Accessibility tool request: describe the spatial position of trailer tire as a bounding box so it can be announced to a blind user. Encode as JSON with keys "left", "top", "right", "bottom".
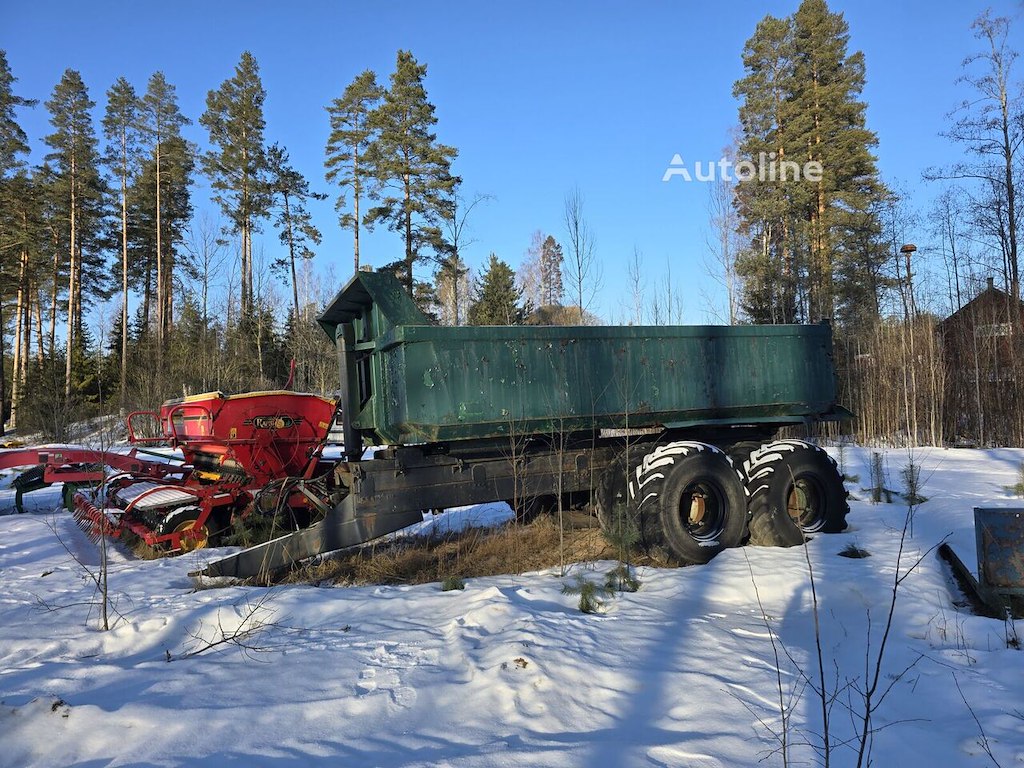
{"left": 744, "top": 440, "right": 849, "bottom": 547}
{"left": 630, "top": 441, "right": 748, "bottom": 564}
{"left": 594, "top": 446, "right": 642, "bottom": 547}
{"left": 727, "top": 440, "right": 765, "bottom": 472}
{"left": 157, "top": 507, "right": 213, "bottom": 553}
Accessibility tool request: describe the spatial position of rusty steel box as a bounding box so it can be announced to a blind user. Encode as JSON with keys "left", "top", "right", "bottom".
{"left": 974, "top": 507, "right": 1024, "bottom": 596}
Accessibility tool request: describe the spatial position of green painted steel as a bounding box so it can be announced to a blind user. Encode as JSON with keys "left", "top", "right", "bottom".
{"left": 320, "top": 272, "right": 847, "bottom": 446}
{"left": 319, "top": 270, "right": 429, "bottom": 340}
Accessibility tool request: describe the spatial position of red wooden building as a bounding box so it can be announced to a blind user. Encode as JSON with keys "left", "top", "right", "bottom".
{"left": 938, "top": 277, "right": 1024, "bottom": 445}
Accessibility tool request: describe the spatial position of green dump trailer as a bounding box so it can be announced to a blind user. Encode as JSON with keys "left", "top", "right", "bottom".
{"left": 202, "top": 270, "right": 851, "bottom": 578}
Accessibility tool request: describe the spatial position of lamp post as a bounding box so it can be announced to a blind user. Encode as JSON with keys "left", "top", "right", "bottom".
{"left": 900, "top": 243, "right": 917, "bottom": 320}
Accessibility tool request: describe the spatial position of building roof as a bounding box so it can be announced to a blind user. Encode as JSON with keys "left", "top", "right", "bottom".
{"left": 938, "top": 277, "right": 1024, "bottom": 330}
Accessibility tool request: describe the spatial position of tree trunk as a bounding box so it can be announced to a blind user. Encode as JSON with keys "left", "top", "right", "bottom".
{"left": 155, "top": 132, "right": 164, "bottom": 375}
{"left": 240, "top": 146, "right": 252, "bottom": 319}
{"left": 49, "top": 227, "right": 58, "bottom": 357}
{"left": 241, "top": 222, "right": 251, "bottom": 317}
{"left": 65, "top": 152, "right": 77, "bottom": 399}
{"left": 35, "top": 291, "right": 44, "bottom": 365}
{"left": 284, "top": 190, "right": 300, "bottom": 324}
{"left": 0, "top": 288, "right": 6, "bottom": 435}
{"left": 1000, "top": 78, "right": 1020, "bottom": 301}
{"left": 11, "top": 217, "right": 29, "bottom": 430}
{"left": 353, "top": 145, "right": 361, "bottom": 273}
{"left": 120, "top": 137, "right": 130, "bottom": 413}
{"left": 404, "top": 171, "right": 413, "bottom": 292}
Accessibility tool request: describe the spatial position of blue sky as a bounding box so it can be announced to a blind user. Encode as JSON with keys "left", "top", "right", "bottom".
{"left": 3, "top": 0, "right": 1020, "bottom": 323}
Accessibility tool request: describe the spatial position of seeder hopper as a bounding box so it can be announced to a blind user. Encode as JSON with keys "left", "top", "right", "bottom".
{"left": 0, "top": 390, "right": 339, "bottom": 552}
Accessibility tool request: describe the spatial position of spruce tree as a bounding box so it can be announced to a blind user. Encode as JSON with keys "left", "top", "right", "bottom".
{"left": 468, "top": 254, "right": 526, "bottom": 325}
{"left": 365, "top": 50, "right": 458, "bottom": 292}
{"left": 200, "top": 51, "right": 270, "bottom": 320}
{"left": 539, "top": 235, "right": 565, "bottom": 307}
{"left": 325, "top": 69, "right": 383, "bottom": 273}
{"left": 733, "top": 14, "right": 800, "bottom": 323}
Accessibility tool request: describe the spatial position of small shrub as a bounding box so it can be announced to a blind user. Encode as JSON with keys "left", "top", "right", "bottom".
{"left": 837, "top": 441, "right": 860, "bottom": 483}
{"left": 1005, "top": 462, "right": 1024, "bottom": 497}
{"left": 1007, "top": 613, "right": 1021, "bottom": 650}
{"left": 562, "top": 574, "right": 612, "bottom": 614}
{"left": 900, "top": 460, "right": 928, "bottom": 505}
{"left": 441, "top": 575, "right": 465, "bottom": 592}
{"left": 838, "top": 542, "right": 871, "bottom": 559}
{"left": 605, "top": 563, "right": 641, "bottom": 593}
{"left": 868, "top": 451, "right": 893, "bottom": 504}
{"left": 601, "top": 499, "right": 640, "bottom": 559}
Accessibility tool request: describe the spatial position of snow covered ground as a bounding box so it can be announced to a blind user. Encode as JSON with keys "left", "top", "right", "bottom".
{"left": 1, "top": 446, "right": 1023, "bottom": 767}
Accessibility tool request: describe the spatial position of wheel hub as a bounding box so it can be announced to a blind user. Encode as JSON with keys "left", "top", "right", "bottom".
{"left": 172, "top": 519, "right": 210, "bottom": 552}
{"left": 787, "top": 478, "right": 822, "bottom": 528}
{"left": 681, "top": 482, "right": 725, "bottom": 541}
{"left": 688, "top": 494, "right": 707, "bottom": 525}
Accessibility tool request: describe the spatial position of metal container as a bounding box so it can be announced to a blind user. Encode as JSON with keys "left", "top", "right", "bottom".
{"left": 320, "top": 271, "right": 849, "bottom": 446}
{"left": 974, "top": 507, "right": 1024, "bottom": 596}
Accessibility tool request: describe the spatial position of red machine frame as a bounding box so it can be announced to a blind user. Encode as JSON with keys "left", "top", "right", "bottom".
{"left": 0, "top": 390, "right": 339, "bottom": 552}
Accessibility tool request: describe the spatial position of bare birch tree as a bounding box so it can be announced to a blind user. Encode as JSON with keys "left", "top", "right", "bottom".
{"left": 563, "top": 186, "right": 601, "bottom": 324}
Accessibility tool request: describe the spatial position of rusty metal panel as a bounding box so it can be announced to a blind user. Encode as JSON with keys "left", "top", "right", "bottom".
{"left": 320, "top": 271, "right": 846, "bottom": 446}
{"left": 975, "top": 507, "right": 1024, "bottom": 595}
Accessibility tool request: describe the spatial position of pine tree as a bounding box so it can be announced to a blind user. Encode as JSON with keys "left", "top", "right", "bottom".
{"left": 790, "top": 0, "right": 886, "bottom": 322}
{"left": 141, "top": 72, "right": 191, "bottom": 347}
{"left": 101, "top": 76, "right": 141, "bottom": 411}
{"left": 267, "top": 142, "right": 324, "bottom": 325}
{"left": 365, "top": 50, "right": 458, "bottom": 292}
{"left": 0, "top": 51, "right": 36, "bottom": 432}
{"left": 732, "top": 1, "right": 887, "bottom": 325}
{"left": 0, "top": 50, "right": 33, "bottom": 177}
{"left": 325, "top": 69, "right": 383, "bottom": 273}
{"left": 44, "top": 69, "right": 109, "bottom": 398}
{"left": 4, "top": 170, "right": 46, "bottom": 429}
{"left": 200, "top": 51, "right": 270, "bottom": 320}
{"left": 468, "top": 254, "right": 526, "bottom": 325}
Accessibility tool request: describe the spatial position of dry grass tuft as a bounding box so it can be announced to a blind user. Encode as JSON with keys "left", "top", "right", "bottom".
{"left": 277, "top": 512, "right": 667, "bottom": 588}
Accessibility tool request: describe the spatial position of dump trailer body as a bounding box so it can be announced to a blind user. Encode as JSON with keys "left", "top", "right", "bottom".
{"left": 370, "top": 323, "right": 840, "bottom": 444}
{"left": 318, "top": 271, "right": 847, "bottom": 449}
